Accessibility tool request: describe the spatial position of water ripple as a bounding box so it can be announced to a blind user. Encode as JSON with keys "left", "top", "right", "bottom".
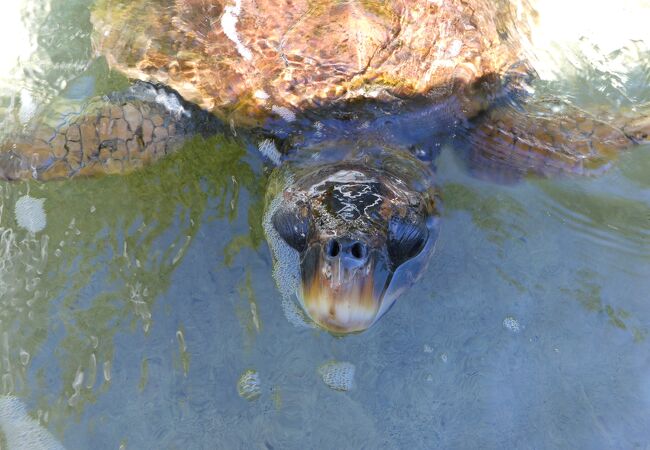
{"left": 537, "top": 181, "right": 650, "bottom": 260}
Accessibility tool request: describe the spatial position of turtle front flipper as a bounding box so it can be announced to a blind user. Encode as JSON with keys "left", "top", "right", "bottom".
{"left": 460, "top": 97, "right": 650, "bottom": 182}
{"left": 0, "top": 82, "right": 223, "bottom": 181}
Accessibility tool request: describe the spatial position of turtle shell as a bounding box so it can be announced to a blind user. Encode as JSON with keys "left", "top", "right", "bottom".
{"left": 91, "top": 0, "right": 524, "bottom": 124}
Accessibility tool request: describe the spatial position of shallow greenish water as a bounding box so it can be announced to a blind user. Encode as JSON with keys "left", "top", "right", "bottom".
{"left": 0, "top": 1, "right": 649, "bottom": 449}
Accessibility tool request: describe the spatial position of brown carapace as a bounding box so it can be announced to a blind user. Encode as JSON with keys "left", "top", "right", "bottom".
{"left": 92, "top": 0, "right": 519, "bottom": 118}
{"left": 1, "top": 0, "right": 648, "bottom": 181}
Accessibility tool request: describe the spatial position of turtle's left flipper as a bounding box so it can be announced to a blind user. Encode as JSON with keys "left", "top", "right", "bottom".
{"left": 461, "top": 98, "right": 650, "bottom": 182}
{"left": 0, "top": 82, "right": 223, "bottom": 181}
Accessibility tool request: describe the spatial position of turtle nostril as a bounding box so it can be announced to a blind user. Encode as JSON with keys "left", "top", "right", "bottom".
{"left": 351, "top": 242, "right": 366, "bottom": 259}
{"left": 327, "top": 239, "right": 341, "bottom": 257}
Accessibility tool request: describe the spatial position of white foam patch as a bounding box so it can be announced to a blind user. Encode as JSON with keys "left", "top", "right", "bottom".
{"left": 221, "top": 0, "right": 253, "bottom": 61}
{"left": 258, "top": 139, "right": 282, "bottom": 166}
{"left": 271, "top": 105, "right": 296, "bottom": 123}
{"left": 237, "top": 369, "right": 261, "bottom": 400}
{"left": 127, "top": 84, "right": 190, "bottom": 118}
{"left": 262, "top": 173, "right": 321, "bottom": 328}
{"left": 262, "top": 174, "right": 301, "bottom": 301}
{"left": 154, "top": 91, "right": 189, "bottom": 118}
{"left": 0, "top": 396, "right": 65, "bottom": 450}
{"left": 281, "top": 297, "right": 315, "bottom": 329}
{"left": 318, "top": 361, "right": 356, "bottom": 391}
{"left": 15, "top": 196, "right": 46, "bottom": 233}
{"left": 503, "top": 316, "right": 521, "bottom": 333}
{"left": 308, "top": 170, "right": 377, "bottom": 191}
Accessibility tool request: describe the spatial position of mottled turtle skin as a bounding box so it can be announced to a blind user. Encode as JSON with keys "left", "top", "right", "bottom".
{"left": 1, "top": 0, "right": 649, "bottom": 332}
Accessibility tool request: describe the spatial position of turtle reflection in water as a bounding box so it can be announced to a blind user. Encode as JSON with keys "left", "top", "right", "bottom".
{"left": 1, "top": 0, "right": 648, "bottom": 333}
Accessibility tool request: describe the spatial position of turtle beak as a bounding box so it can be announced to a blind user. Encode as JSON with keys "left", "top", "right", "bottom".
{"left": 299, "top": 239, "right": 392, "bottom": 333}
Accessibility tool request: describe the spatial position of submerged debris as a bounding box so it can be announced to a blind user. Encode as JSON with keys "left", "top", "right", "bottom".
{"left": 237, "top": 369, "right": 262, "bottom": 401}
{"left": 15, "top": 195, "right": 46, "bottom": 233}
{"left": 318, "top": 361, "right": 355, "bottom": 391}
{"left": 503, "top": 316, "right": 521, "bottom": 333}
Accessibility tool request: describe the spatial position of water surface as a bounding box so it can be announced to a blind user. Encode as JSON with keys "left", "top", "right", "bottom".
{"left": 0, "top": 1, "right": 649, "bottom": 449}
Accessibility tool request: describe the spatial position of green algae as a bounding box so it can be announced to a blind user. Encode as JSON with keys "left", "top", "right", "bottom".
{"left": 0, "top": 132, "right": 265, "bottom": 431}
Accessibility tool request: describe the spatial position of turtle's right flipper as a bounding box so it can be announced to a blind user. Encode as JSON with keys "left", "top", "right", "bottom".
{"left": 460, "top": 97, "right": 650, "bottom": 182}
{"left": 0, "top": 82, "right": 223, "bottom": 181}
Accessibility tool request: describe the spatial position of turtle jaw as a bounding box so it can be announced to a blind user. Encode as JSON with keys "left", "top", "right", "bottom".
{"left": 299, "top": 243, "right": 393, "bottom": 334}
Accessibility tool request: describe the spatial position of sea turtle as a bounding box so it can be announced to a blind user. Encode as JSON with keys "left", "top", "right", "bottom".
{"left": 1, "top": 0, "right": 648, "bottom": 333}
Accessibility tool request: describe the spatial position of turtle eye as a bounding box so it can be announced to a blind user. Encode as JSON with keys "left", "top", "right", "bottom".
{"left": 271, "top": 208, "right": 310, "bottom": 252}
{"left": 387, "top": 218, "right": 428, "bottom": 267}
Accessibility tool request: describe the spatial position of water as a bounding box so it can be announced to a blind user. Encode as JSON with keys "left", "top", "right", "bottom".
{"left": 0, "top": 1, "right": 649, "bottom": 449}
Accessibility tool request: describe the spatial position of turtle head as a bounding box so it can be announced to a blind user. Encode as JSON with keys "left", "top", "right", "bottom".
{"left": 264, "top": 153, "right": 439, "bottom": 334}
